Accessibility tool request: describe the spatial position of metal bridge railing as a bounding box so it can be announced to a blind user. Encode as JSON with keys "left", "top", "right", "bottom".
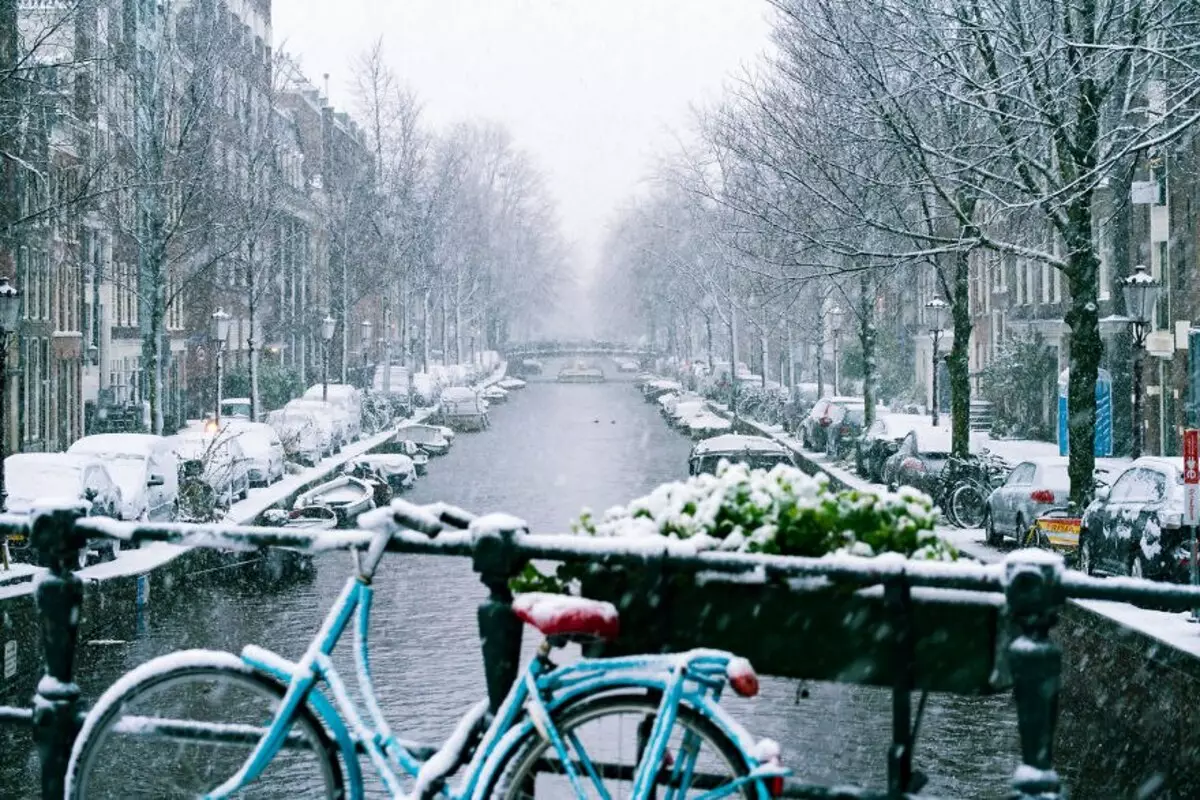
{"left": 3, "top": 502, "right": 1200, "bottom": 798}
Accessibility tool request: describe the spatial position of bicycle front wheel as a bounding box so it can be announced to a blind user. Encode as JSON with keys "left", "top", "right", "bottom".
{"left": 949, "top": 483, "right": 987, "bottom": 529}
{"left": 68, "top": 653, "right": 344, "bottom": 799}
{"left": 489, "top": 692, "right": 760, "bottom": 799}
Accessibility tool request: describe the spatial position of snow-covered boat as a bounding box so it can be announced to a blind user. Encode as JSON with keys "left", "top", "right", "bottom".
{"left": 394, "top": 423, "right": 451, "bottom": 455}
{"left": 497, "top": 377, "right": 527, "bottom": 391}
{"left": 438, "top": 387, "right": 490, "bottom": 432}
{"left": 293, "top": 476, "right": 376, "bottom": 527}
{"left": 347, "top": 454, "right": 417, "bottom": 494}
{"left": 557, "top": 360, "right": 605, "bottom": 383}
{"left": 262, "top": 506, "right": 339, "bottom": 531}
{"left": 482, "top": 385, "right": 509, "bottom": 404}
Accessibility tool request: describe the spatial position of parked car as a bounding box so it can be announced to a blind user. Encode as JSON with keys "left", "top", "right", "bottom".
{"left": 285, "top": 399, "right": 350, "bottom": 451}
{"left": 267, "top": 408, "right": 333, "bottom": 465}
{"left": 985, "top": 458, "right": 1072, "bottom": 546}
{"left": 170, "top": 431, "right": 252, "bottom": 507}
{"left": 194, "top": 420, "right": 285, "bottom": 486}
{"left": 1080, "top": 458, "right": 1190, "bottom": 581}
{"left": 800, "top": 397, "right": 862, "bottom": 452}
{"left": 3, "top": 453, "right": 125, "bottom": 566}
{"left": 855, "top": 415, "right": 924, "bottom": 483}
{"left": 67, "top": 433, "right": 180, "bottom": 521}
{"left": 881, "top": 427, "right": 954, "bottom": 496}
{"left": 688, "top": 434, "right": 796, "bottom": 476}
{"left": 825, "top": 404, "right": 867, "bottom": 461}
{"left": 302, "top": 384, "right": 363, "bottom": 441}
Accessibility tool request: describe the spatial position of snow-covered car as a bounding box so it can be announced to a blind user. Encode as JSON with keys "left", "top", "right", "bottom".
{"left": 799, "top": 397, "right": 862, "bottom": 452}
{"left": 286, "top": 399, "right": 352, "bottom": 451}
{"left": 985, "top": 458, "right": 1072, "bottom": 546}
{"left": 302, "top": 384, "right": 363, "bottom": 441}
{"left": 688, "top": 434, "right": 795, "bottom": 476}
{"left": 267, "top": 408, "right": 333, "bottom": 465}
{"left": 855, "top": 414, "right": 924, "bottom": 483}
{"left": 170, "top": 431, "right": 252, "bottom": 507}
{"left": 1079, "top": 457, "right": 1189, "bottom": 582}
{"left": 193, "top": 419, "right": 285, "bottom": 486}
{"left": 3, "top": 453, "right": 125, "bottom": 565}
{"left": 67, "top": 433, "right": 180, "bottom": 521}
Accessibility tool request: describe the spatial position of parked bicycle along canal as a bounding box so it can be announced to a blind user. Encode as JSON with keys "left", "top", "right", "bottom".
{"left": 1, "top": 365, "right": 1021, "bottom": 797}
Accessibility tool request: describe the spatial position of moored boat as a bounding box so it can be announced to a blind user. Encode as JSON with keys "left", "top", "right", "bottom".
{"left": 293, "top": 475, "right": 376, "bottom": 527}
{"left": 261, "top": 506, "right": 339, "bottom": 531}
{"left": 482, "top": 385, "right": 509, "bottom": 404}
{"left": 557, "top": 360, "right": 605, "bottom": 383}
{"left": 438, "top": 387, "right": 490, "bottom": 432}
{"left": 394, "top": 422, "right": 451, "bottom": 455}
{"left": 347, "top": 454, "right": 417, "bottom": 494}
{"left": 497, "top": 377, "right": 527, "bottom": 391}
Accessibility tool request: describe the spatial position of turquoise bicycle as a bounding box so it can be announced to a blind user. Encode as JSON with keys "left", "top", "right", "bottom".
{"left": 65, "top": 500, "right": 788, "bottom": 799}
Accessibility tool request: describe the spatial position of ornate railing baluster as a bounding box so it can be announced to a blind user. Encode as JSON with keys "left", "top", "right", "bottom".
{"left": 30, "top": 505, "right": 87, "bottom": 799}
{"left": 1004, "top": 553, "right": 1064, "bottom": 800}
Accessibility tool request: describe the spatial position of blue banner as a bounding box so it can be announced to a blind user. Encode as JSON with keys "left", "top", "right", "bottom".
{"left": 1058, "top": 369, "right": 1112, "bottom": 457}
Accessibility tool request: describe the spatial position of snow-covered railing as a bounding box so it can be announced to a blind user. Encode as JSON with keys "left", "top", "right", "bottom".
{"left": 5, "top": 501, "right": 1200, "bottom": 799}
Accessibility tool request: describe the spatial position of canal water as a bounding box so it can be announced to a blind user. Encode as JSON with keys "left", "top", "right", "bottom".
{"left": 2, "top": 364, "right": 1020, "bottom": 796}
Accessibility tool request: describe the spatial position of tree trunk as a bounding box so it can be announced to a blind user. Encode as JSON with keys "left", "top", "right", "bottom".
{"left": 1064, "top": 205, "right": 1102, "bottom": 505}
{"left": 948, "top": 249, "right": 972, "bottom": 458}
{"left": 247, "top": 245, "right": 259, "bottom": 422}
{"left": 859, "top": 273, "right": 877, "bottom": 428}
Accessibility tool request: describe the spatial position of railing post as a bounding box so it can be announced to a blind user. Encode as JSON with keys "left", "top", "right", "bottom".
{"left": 1003, "top": 552, "right": 1064, "bottom": 800}
{"left": 472, "top": 518, "right": 527, "bottom": 713}
{"left": 30, "top": 503, "right": 88, "bottom": 799}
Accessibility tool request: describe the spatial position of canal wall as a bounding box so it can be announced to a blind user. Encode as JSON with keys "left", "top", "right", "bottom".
{"left": 699, "top": 399, "right": 1200, "bottom": 796}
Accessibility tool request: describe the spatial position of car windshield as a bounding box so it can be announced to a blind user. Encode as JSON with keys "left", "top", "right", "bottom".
{"left": 104, "top": 460, "right": 148, "bottom": 497}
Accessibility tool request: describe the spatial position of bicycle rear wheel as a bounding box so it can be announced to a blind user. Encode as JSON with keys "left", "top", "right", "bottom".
{"left": 68, "top": 652, "right": 344, "bottom": 799}
{"left": 949, "top": 483, "right": 987, "bottom": 529}
{"left": 488, "top": 692, "right": 759, "bottom": 798}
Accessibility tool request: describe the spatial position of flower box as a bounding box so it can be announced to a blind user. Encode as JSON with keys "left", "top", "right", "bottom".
{"left": 580, "top": 564, "right": 1010, "bottom": 695}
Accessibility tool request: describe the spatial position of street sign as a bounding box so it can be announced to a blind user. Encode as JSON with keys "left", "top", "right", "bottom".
{"left": 1185, "top": 429, "right": 1200, "bottom": 525}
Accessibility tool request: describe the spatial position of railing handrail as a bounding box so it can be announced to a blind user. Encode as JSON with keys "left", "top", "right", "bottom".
{"left": 0, "top": 509, "right": 1187, "bottom": 612}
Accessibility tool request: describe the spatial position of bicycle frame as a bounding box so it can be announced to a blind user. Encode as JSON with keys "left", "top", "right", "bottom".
{"left": 205, "top": 572, "right": 781, "bottom": 799}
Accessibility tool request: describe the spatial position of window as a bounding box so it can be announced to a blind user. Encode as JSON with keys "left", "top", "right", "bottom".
{"left": 1053, "top": 268, "right": 1063, "bottom": 304}
{"left": 1007, "top": 463, "right": 1037, "bottom": 486}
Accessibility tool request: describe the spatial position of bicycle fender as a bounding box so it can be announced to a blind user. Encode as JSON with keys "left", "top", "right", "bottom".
{"left": 240, "top": 647, "right": 365, "bottom": 800}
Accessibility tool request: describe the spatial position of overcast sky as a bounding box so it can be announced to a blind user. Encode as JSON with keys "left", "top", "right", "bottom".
{"left": 273, "top": 0, "right": 772, "bottom": 273}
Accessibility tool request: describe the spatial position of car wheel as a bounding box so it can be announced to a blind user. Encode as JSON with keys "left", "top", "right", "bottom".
{"left": 1014, "top": 514, "right": 1028, "bottom": 547}
{"left": 1078, "top": 533, "right": 1095, "bottom": 576}
{"left": 984, "top": 509, "right": 1001, "bottom": 546}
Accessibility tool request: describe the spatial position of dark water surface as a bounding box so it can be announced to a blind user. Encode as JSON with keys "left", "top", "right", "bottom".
{"left": 2, "top": 366, "right": 1021, "bottom": 796}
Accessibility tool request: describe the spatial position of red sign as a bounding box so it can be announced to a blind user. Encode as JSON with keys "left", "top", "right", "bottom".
{"left": 1186, "top": 429, "right": 1200, "bottom": 484}
{"left": 1185, "top": 429, "right": 1200, "bottom": 526}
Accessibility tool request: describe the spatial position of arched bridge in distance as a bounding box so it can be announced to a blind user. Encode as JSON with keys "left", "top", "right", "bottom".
{"left": 502, "top": 339, "right": 659, "bottom": 361}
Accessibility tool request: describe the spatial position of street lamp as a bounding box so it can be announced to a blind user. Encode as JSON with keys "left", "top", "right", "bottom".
{"left": 829, "top": 305, "right": 844, "bottom": 396}
{"left": 1119, "top": 264, "right": 1161, "bottom": 459}
{"left": 925, "top": 297, "right": 949, "bottom": 426}
{"left": 360, "top": 320, "right": 372, "bottom": 386}
{"left": 321, "top": 313, "right": 337, "bottom": 402}
{"left": 211, "top": 308, "right": 231, "bottom": 427}
{"left": 0, "top": 277, "right": 20, "bottom": 566}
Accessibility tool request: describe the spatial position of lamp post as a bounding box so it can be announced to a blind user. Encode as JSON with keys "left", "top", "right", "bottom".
{"left": 1120, "top": 264, "right": 1161, "bottom": 459}
{"left": 925, "top": 297, "right": 949, "bottom": 426}
{"left": 211, "top": 308, "right": 231, "bottom": 427}
{"left": 321, "top": 313, "right": 337, "bottom": 402}
{"left": 829, "top": 305, "right": 844, "bottom": 396}
{"left": 0, "top": 277, "right": 20, "bottom": 567}
{"left": 360, "top": 320, "right": 372, "bottom": 388}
